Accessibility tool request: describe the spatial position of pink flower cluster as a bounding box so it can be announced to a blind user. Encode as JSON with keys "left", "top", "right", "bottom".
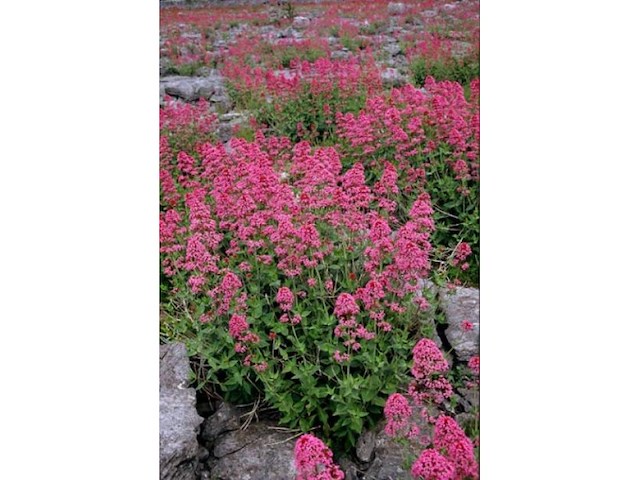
{"left": 433, "top": 416, "right": 479, "bottom": 480}
{"left": 228, "top": 314, "right": 259, "bottom": 354}
{"left": 410, "top": 338, "right": 449, "bottom": 380}
{"left": 411, "top": 449, "right": 455, "bottom": 480}
{"left": 160, "top": 132, "right": 437, "bottom": 374}
{"left": 468, "top": 356, "right": 480, "bottom": 376}
{"left": 382, "top": 338, "right": 478, "bottom": 480}
{"left": 294, "top": 434, "right": 344, "bottom": 480}
{"left": 276, "top": 286, "right": 295, "bottom": 311}
{"left": 384, "top": 393, "right": 412, "bottom": 437}
{"left": 408, "top": 338, "right": 453, "bottom": 406}
{"left": 160, "top": 97, "right": 218, "bottom": 156}
{"left": 336, "top": 77, "right": 479, "bottom": 187}
{"left": 451, "top": 242, "right": 472, "bottom": 270}
{"left": 333, "top": 293, "right": 376, "bottom": 352}
{"left": 208, "top": 271, "right": 246, "bottom": 316}
{"left": 223, "top": 56, "right": 382, "bottom": 106}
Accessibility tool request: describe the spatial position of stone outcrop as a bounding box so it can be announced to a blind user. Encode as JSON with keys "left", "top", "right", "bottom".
{"left": 439, "top": 286, "right": 480, "bottom": 361}
{"left": 160, "top": 343, "right": 204, "bottom": 480}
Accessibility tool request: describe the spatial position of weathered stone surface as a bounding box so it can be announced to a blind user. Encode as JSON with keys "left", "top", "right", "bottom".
{"left": 356, "top": 429, "right": 377, "bottom": 463}
{"left": 160, "top": 343, "right": 204, "bottom": 480}
{"left": 387, "top": 2, "right": 407, "bottom": 16}
{"left": 161, "top": 73, "right": 226, "bottom": 102}
{"left": 277, "top": 26, "right": 303, "bottom": 39}
{"left": 216, "top": 112, "right": 250, "bottom": 143}
{"left": 364, "top": 403, "right": 441, "bottom": 479}
{"left": 209, "top": 93, "right": 234, "bottom": 114}
{"left": 439, "top": 286, "right": 479, "bottom": 361}
{"left": 383, "top": 41, "right": 402, "bottom": 57}
{"left": 364, "top": 436, "right": 413, "bottom": 480}
{"left": 458, "top": 387, "right": 480, "bottom": 411}
{"left": 380, "top": 67, "right": 408, "bottom": 87}
{"left": 450, "top": 40, "right": 473, "bottom": 59}
{"left": 200, "top": 403, "right": 243, "bottom": 446}
{"left": 331, "top": 49, "right": 351, "bottom": 60}
{"left": 338, "top": 457, "right": 361, "bottom": 480}
{"left": 208, "top": 422, "right": 297, "bottom": 480}
{"left": 292, "top": 16, "right": 311, "bottom": 29}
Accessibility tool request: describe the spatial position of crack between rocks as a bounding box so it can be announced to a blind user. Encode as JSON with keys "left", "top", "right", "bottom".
{"left": 213, "top": 433, "right": 260, "bottom": 459}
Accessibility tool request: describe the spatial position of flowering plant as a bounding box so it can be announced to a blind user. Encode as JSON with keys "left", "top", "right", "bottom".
{"left": 336, "top": 77, "right": 480, "bottom": 283}
{"left": 160, "top": 134, "right": 440, "bottom": 451}
{"left": 383, "top": 338, "right": 479, "bottom": 479}
{"left": 294, "top": 434, "right": 344, "bottom": 480}
{"left": 224, "top": 56, "right": 382, "bottom": 143}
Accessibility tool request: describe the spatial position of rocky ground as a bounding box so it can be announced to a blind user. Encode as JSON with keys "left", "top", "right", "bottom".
{"left": 159, "top": 0, "right": 479, "bottom": 146}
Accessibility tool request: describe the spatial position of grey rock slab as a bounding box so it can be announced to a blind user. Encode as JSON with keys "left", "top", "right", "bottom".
{"left": 438, "top": 286, "right": 479, "bottom": 361}
{"left": 380, "top": 68, "right": 408, "bottom": 87}
{"left": 209, "top": 94, "right": 233, "bottom": 114}
{"left": 364, "top": 404, "right": 439, "bottom": 480}
{"left": 277, "top": 26, "right": 303, "bottom": 39}
{"left": 181, "top": 32, "right": 202, "bottom": 41}
{"left": 209, "top": 422, "right": 297, "bottom": 480}
{"left": 201, "top": 403, "right": 243, "bottom": 445}
{"left": 160, "top": 342, "right": 192, "bottom": 390}
{"left": 292, "top": 16, "right": 311, "bottom": 29}
{"left": 458, "top": 387, "right": 480, "bottom": 411}
{"left": 160, "top": 343, "right": 204, "bottom": 480}
{"left": 338, "top": 457, "right": 361, "bottom": 480}
{"left": 161, "top": 76, "right": 226, "bottom": 102}
{"left": 331, "top": 50, "right": 351, "bottom": 60}
{"left": 387, "top": 2, "right": 407, "bottom": 16}
{"left": 450, "top": 40, "right": 473, "bottom": 59}
{"left": 356, "top": 429, "right": 377, "bottom": 463}
{"left": 259, "top": 25, "right": 278, "bottom": 36}
{"left": 364, "top": 436, "right": 414, "bottom": 480}
{"left": 216, "top": 112, "right": 250, "bottom": 143}
{"left": 383, "top": 42, "right": 403, "bottom": 57}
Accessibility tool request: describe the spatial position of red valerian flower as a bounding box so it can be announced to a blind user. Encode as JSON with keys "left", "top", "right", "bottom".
{"left": 294, "top": 434, "right": 344, "bottom": 480}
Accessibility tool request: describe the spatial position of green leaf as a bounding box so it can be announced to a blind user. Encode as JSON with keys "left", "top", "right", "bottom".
{"left": 350, "top": 416, "right": 363, "bottom": 433}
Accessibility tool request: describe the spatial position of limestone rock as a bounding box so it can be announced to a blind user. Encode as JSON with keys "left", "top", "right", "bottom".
{"left": 383, "top": 41, "right": 403, "bottom": 57}
{"left": 338, "top": 457, "right": 361, "bottom": 480}
{"left": 161, "top": 74, "right": 226, "bottom": 102}
{"left": 364, "top": 404, "right": 438, "bottom": 479}
{"left": 439, "top": 286, "right": 479, "bottom": 361}
{"left": 208, "top": 422, "right": 297, "bottom": 480}
{"left": 331, "top": 49, "right": 351, "bottom": 60}
{"left": 380, "top": 68, "right": 408, "bottom": 87}
{"left": 216, "top": 112, "right": 250, "bottom": 144}
{"left": 160, "top": 343, "right": 204, "bottom": 480}
{"left": 292, "top": 16, "right": 311, "bottom": 29}
{"left": 200, "top": 403, "right": 243, "bottom": 447}
{"left": 356, "top": 429, "right": 377, "bottom": 463}
{"left": 387, "top": 2, "right": 407, "bottom": 16}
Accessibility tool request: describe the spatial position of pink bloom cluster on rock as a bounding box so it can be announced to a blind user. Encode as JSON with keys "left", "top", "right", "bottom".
{"left": 384, "top": 393, "right": 412, "bottom": 437}
{"left": 411, "top": 449, "right": 455, "bottom": 480}
{"left": 294, "top": 434, "right": 344, "bottom": 480}
{"left": 433, "top": 416, "right": 479, "bottom": 480}
{"left": 408, "top": 338, "right": 453, "bottom": 405}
